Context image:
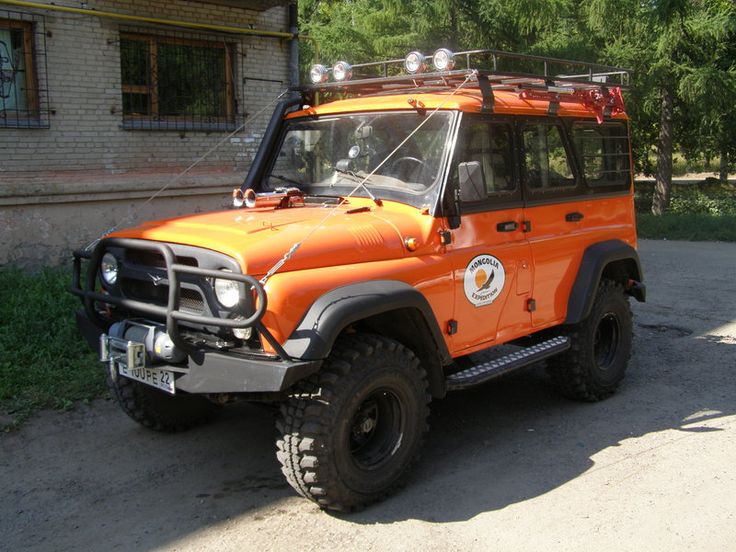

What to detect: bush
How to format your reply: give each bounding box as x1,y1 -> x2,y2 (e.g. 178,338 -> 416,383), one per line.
637,213 -> 736,241
634,180 -> 736,215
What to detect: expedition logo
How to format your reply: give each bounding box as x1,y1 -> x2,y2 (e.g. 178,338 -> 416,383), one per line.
463,254 -> 506,307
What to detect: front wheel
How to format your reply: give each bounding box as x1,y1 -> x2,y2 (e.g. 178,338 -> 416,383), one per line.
547,279 -> 633,401
108,368 -> 218,432
276,334 -> 430,511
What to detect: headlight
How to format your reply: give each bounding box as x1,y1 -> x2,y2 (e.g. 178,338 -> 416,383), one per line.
432,48 -> 455,71
100,253 -> 118,285
214,276 -> 241,308
332,61 -> 352,82
404,51 -> 426,74
310,64 -> 329,84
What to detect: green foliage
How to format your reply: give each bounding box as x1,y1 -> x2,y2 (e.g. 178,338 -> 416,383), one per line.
636,213 -> 736,241
635,180 -> 736,215
0,268 -> 105,428
299,0 -> 736,187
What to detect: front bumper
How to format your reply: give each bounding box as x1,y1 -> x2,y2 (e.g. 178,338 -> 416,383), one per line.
76,309 -> 320,394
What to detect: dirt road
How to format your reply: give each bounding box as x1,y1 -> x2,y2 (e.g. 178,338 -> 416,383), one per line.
2,239 -> 735,552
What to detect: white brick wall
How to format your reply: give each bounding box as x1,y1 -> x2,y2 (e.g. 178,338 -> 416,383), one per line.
0,0 -> 291,176
0,0 -> 293,267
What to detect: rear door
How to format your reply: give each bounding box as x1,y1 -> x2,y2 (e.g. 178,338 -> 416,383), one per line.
519,118 -> 635,328
447,115 -> 534,353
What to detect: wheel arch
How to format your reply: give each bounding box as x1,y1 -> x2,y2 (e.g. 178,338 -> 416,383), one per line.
565,240 -> 645,325
283,280 -> 451,398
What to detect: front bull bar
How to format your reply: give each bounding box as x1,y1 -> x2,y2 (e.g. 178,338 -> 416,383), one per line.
70,238 -> 288,359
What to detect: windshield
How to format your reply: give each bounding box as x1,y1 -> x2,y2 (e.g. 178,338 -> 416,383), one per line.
264,111 -> 455,208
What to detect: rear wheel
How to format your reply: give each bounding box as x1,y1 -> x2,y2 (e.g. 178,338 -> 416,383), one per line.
108,368 -> 218,432
548,279 -> 633,401
276,333 -> 430,511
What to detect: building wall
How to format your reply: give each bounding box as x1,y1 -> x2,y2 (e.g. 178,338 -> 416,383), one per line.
0,0 -> 292,267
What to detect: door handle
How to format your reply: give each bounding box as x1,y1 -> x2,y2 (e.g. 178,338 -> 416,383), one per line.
565,212 -> 584,222
496,221 -> 518,232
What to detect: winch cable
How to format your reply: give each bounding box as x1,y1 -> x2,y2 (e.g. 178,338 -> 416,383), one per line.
259,71 -> 477,286
85,89 -> 290,250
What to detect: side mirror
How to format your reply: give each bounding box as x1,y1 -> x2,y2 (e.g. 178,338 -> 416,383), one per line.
458,161 -> 486,203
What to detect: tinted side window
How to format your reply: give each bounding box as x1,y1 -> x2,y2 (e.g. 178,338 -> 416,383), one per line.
451,120 -> 518,210
522,123 -> 575,189
572,121 -> 631,189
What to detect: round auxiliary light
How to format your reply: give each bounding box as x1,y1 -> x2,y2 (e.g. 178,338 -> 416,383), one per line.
433,48 -> 456,71
214,273 -> 241,308
100,252 -> 118,286
309,64 -> 329,84
231,316 -> 253,341
332,61 -> 352,82
404,51 -> 427,74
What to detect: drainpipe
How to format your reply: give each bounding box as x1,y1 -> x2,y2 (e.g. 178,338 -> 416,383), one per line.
0,0 -> 297,39
288,1 -> 299,87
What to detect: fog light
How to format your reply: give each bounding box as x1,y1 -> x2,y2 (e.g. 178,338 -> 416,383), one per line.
232,318 -> 253,341
333,61 -> 352,82
405,51 -> 426,74
432,48 -> 455,71
309,64 -> 329,84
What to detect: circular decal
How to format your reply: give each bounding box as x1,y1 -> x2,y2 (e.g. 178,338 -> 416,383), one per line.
463,254 -> 506,307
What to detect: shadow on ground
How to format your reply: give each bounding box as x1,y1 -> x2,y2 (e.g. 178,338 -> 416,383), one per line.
2,310 -> 734,552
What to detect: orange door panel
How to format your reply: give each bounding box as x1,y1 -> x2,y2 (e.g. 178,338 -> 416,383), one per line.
448,209 -> 533,353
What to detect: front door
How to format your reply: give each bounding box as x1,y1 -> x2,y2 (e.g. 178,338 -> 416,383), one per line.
446,116 -> 534,355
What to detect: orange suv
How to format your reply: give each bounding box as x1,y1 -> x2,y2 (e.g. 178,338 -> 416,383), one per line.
72,49 -> 645,511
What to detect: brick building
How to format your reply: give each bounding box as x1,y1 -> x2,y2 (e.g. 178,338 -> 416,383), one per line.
0,0 -> 297,267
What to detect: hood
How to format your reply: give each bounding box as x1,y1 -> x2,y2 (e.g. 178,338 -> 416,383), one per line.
108,199 -> 428,275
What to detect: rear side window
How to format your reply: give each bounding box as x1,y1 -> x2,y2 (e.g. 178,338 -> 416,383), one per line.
572,121 -> 631,188
522,123 -> 575,190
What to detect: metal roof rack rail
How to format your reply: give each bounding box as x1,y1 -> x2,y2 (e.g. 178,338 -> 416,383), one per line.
303,49 -> 631,120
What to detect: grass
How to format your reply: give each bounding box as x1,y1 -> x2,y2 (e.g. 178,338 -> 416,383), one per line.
637,213 -> 736,242
0,268 -> 106,429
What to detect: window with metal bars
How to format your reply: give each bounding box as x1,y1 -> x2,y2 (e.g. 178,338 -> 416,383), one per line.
572,121 -> 631,189
120,31 -> 237,131
0,13 -> 49,129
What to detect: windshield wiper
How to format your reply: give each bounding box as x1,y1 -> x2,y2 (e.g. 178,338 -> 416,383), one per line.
334,168 -> 382,206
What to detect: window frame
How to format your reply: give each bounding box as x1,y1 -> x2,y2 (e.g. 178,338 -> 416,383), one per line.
0,17 -> 41,127
519,117 -> 583,202
450,114 -> 523,214
570,119 -> 632,193
119,31 -> 236,131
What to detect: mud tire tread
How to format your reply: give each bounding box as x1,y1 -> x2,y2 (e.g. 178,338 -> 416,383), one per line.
275,333 -> 430,512
107,369 -> 218,432
547,279 -> 633,402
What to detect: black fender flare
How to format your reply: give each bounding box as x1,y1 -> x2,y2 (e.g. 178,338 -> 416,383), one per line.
283,280 -> 452,397
566,239 -> 645,325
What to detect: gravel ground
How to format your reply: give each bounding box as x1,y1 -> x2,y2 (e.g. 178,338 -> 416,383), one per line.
1,239 -> 735,552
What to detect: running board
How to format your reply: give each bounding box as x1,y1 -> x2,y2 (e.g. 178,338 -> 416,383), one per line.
446,336 -> 570,390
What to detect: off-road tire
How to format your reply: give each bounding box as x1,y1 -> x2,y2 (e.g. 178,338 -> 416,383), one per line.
547,279 -> 632,401
107,368 -> 218,432
275,333 -> 431,512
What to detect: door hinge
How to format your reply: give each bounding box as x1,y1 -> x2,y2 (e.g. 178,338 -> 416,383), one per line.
523,220 -> 532,233
439,229 -> 452,245
447,319 -> 458,335
527,298 -> 537,312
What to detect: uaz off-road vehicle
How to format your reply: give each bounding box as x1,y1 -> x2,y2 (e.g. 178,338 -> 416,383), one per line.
72,49 -> 645,511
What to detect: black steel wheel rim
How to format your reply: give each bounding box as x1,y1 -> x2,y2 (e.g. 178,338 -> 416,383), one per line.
349,388 -> 404,470
595,312 -> 621,370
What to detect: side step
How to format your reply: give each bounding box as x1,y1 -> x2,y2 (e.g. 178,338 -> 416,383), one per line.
446,336 -> 570,391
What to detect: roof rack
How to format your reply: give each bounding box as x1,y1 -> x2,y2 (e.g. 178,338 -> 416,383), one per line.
303,49 -> 631,121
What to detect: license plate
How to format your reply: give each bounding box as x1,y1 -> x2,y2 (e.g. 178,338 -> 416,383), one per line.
117,363 -> 176,395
